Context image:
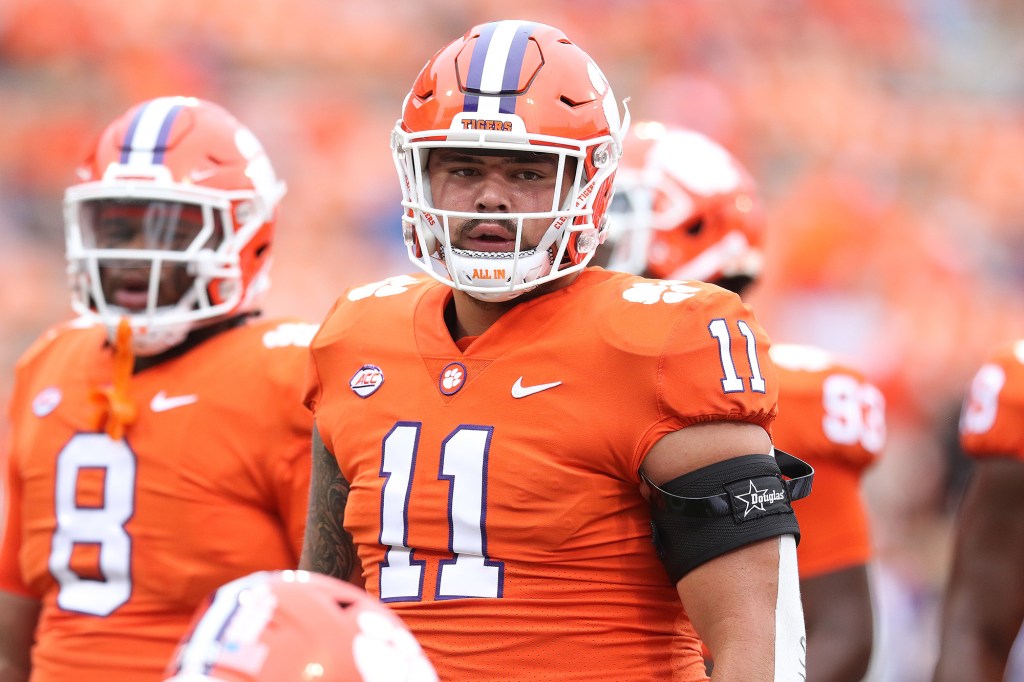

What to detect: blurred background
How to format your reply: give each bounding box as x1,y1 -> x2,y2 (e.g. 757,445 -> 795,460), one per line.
1,0 -> 1022,678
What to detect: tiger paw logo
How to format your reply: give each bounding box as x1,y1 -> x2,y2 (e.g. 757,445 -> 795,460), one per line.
438,362 -> 467,396
348,275 -> 421,301
622,281 -> 701,305
263,322 -> 319,348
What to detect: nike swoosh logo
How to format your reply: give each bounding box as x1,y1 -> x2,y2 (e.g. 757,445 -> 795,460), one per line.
511,377 -> 562,399
189,168 -> 218,183
150,390 -> 199,412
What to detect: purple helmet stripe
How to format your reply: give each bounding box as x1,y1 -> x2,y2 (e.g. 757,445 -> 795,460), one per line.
119,103 -> 149,164
497,22 -> 536,114
461,21 -> 537,116
462,21 -> 498,113
151,104 -> 184,164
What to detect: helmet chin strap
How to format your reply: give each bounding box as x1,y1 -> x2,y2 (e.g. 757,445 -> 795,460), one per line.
465,285 -> 537,304
104,288 -> 199,357
444,241 -> 557,302
91,318 -> 137,440
127,321 -> 191,356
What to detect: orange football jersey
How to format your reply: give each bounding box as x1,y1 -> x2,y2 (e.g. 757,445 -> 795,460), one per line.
960,339 -> 1024,461
768,344 -> 885,579
305,269 -> 779,682
0,317 -> 315,681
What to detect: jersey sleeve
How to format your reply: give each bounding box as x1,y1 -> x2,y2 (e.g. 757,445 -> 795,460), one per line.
304,296 -> 348,418
634,286 -> 778,471
959,341 -> 1024,461
256,322 -> 319,559
266,383 -> 314,560
0,356 -> 37,597
767,346 -> 885,575
0,450 -> 32,597
771,352 -> 885,473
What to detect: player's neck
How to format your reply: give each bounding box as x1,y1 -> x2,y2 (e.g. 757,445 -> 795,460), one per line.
447,292 -> 511,341
445,271 -> 582,341
131,313 -> 253,373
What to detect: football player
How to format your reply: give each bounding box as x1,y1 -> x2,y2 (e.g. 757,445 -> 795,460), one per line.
934,343 -> 1024,680
0,97 -> 316,681
301,20 -> 810,681
597,121 -> 886,681
163,570 -> 437,682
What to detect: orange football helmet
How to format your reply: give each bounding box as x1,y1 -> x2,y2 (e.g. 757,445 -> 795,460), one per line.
392,20 -> 629,301
64,96 -> 286,355
603,121 -> 765,288
163,571 -> 439,682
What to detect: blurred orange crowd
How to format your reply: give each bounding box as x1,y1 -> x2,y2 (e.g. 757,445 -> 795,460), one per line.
1,1 -> 1022,678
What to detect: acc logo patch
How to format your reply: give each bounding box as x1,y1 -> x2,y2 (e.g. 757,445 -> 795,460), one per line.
438,362 -> 467,396
350,365 -> 384,398
32,387 -> 62,417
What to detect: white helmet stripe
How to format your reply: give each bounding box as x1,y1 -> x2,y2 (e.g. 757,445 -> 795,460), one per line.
121,97 -> 185,166
477,20 -> 529,115
461,20 -> 536,116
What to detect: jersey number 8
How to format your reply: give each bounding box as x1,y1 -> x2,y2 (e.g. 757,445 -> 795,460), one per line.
50,434 -> 136,616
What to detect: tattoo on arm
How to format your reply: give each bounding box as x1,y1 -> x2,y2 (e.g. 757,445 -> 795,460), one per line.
299,424 -> 359,581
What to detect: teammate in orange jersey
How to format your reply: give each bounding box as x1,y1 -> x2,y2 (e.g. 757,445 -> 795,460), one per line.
597,121 -> 886,681
934,342 -> 1024,681
301,20 -> 811,682
0,97 -> 316,682
163,570 -> 438,682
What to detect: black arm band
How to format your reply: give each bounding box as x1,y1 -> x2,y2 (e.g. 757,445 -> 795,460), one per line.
642,449 -> 813,583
